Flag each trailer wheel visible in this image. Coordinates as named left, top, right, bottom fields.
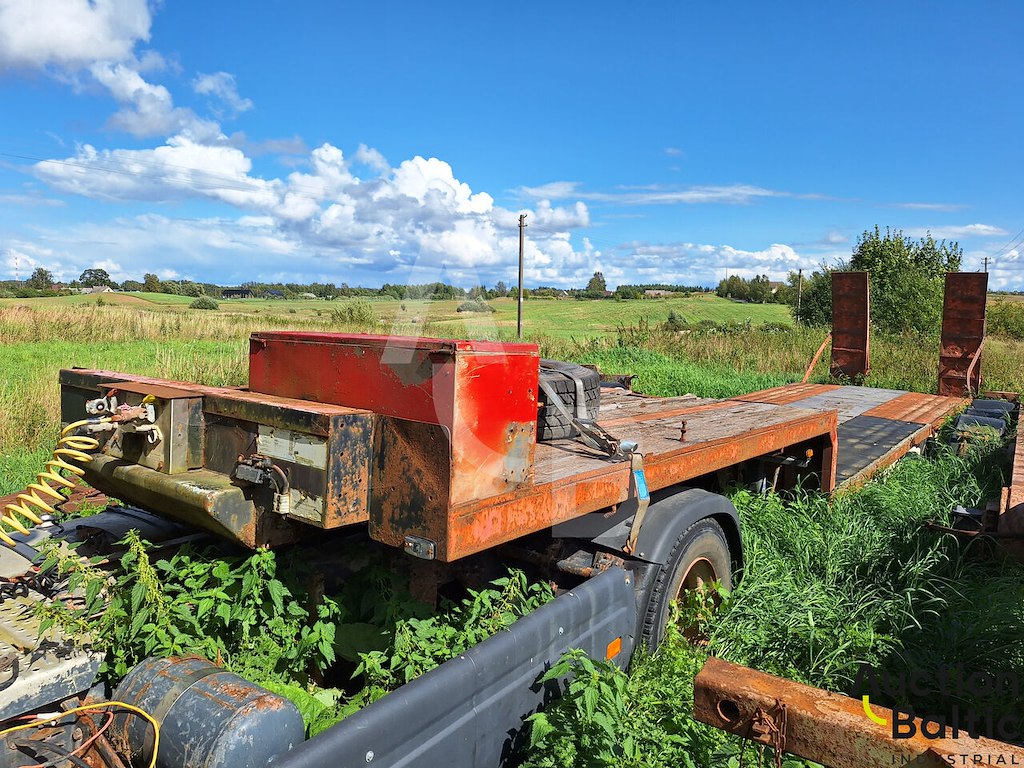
left=537, top=360, right=601, bottom=441
left=641, top=518, right=732, bottom=650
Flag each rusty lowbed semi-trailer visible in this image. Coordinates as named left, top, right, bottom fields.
left=60, top=332, right=840, bottom=560
left=4, top=332, right=967, bottom=768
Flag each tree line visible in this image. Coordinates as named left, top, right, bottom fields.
left=2, top=267, right=708, bottom=302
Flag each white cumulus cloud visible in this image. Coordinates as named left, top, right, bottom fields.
left=91, top=61, right=217, bottom=138
left=619, top=240, right=816, bottom=286
left=0, top=0, right=151, bottom=69
left=194, top=71, right=253, bottom=116
left=30, top=136, right=598, bottom=284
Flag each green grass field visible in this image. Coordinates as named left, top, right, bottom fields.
left=0, top=291, right=791, bottom=339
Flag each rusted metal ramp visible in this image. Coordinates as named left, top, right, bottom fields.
left=732, top=383, right=966, bottom=488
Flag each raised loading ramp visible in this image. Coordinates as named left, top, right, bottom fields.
left=938, top=271, right=988, bottom=397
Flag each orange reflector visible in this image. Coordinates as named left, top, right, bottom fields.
left=605, top=636, right=622, bottom=659
left=805, top=448, right=814, bottom=459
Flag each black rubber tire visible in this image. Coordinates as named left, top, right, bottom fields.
left=640, top=518, right=733, bottom=651
left=537, top=360, right=601, bottom=441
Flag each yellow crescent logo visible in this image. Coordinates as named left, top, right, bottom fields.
left=862, top=696, right=887, bottom=726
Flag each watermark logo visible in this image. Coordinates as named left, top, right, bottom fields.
left=853, top=663, right=1022, bottom=743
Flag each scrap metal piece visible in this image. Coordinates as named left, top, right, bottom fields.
left=0, top=582, right=102, bottom=721
left=830, top=272, right=870, bottom=379
left=694, top=657, right=1024, bottom=768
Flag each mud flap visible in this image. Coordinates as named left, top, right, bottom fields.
left=274, top=568, right=637, bottom=768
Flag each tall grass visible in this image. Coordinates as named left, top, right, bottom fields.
left=521, top=434, right=1023, bottom=766
left=712, top=439, right=1009, bottom=688
left=545, top=322, right=1024, bottom=395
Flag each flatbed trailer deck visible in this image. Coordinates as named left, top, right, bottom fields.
left=732, top=383, right=966, bottom=487
left=38, top=372, right=966, bottom=554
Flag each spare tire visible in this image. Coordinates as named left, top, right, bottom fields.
left=537, top=360, right=601, bottom=441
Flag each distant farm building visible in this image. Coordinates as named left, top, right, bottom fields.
left=222, top=288, right=255, bottom=299
left=263, top=290, right=285, bottom=299
left=298, top=292, right=317, bottom=300
left=644, top=289, right=675, bottom=298
left=84, top=286, right=114, bottom=294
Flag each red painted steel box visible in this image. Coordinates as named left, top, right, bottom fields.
left=248, top=333, right=541, bottom=560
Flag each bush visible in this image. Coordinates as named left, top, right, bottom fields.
left=456, top=299, right=496, bottom=313
left=189, top=296, right=219, bottom=310
left=693, top=319, right=723, bottom=334
left=330, top=300, right=375, bottom=325
left=663, top=310, right=688, bottom=331
left=988, top=301, right=1024, bottom=340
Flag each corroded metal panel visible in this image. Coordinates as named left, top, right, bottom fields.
left=938, top=272, right=988, bottom=396
left=61, top=368, right=376, bottom=543
left=80, top=456, right=299, bottom=548
left=732, top=384, right=841, bottom=405
left=830, top=271, right=870, bottom=378
left=695, top=657, right=1024, bottom=768
left=248, top=332, right=540, bottom=507
left=434, top=410, right=837, bottom=561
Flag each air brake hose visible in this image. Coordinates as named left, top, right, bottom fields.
left=1, top=418, right=111, bottom=547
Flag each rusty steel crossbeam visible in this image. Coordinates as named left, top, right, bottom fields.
left=938, top=272, right=988, bottom=397
left=831, top=272, right=870, bottom=379
left=694, top=657, right=1024, bottom=768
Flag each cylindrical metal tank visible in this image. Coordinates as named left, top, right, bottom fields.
left=112, top=656, right=305, bottom=768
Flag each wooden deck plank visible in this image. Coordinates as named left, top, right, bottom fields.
left=780, top=386, right=908, bottom=423
left=861, top=391, right=966, bottom=424
left=1008, top=433, right=1024, bottom=512
left=597, top=390, right=718, bottom=424
left=536, top=401, right=828, bottom=485
left=445, top=406, right=837, bottom=559
left=731, top=383, right=839, bottom=405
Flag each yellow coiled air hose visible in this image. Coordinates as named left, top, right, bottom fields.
left=1, top=417, right=111, bottom=547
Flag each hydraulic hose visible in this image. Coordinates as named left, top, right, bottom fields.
left=1, top=418, right=110, bottom=547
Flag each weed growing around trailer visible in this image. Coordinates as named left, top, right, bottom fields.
left=37, top=536, right=553, bottom=739
left=519, top=435, right=1024, bottom=767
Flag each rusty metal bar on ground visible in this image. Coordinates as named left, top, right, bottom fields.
left=802, top=332, right=832, bottom=384
left=938, top=272, right=988, bottom=397
left=830, top=272, right=870, bottom=379
left=694, top=657, right=1024, bottom=768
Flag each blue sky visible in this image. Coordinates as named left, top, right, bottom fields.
left=1, top=1, right=1022, bottom=289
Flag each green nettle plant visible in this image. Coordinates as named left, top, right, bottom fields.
left=38, top=532, right=340, bottom=682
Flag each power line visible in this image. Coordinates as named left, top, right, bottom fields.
left=990, top=226, right=1024, bottom=259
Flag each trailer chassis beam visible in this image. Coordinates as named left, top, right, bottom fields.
left=694, top=657, right=1024, bottom=768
